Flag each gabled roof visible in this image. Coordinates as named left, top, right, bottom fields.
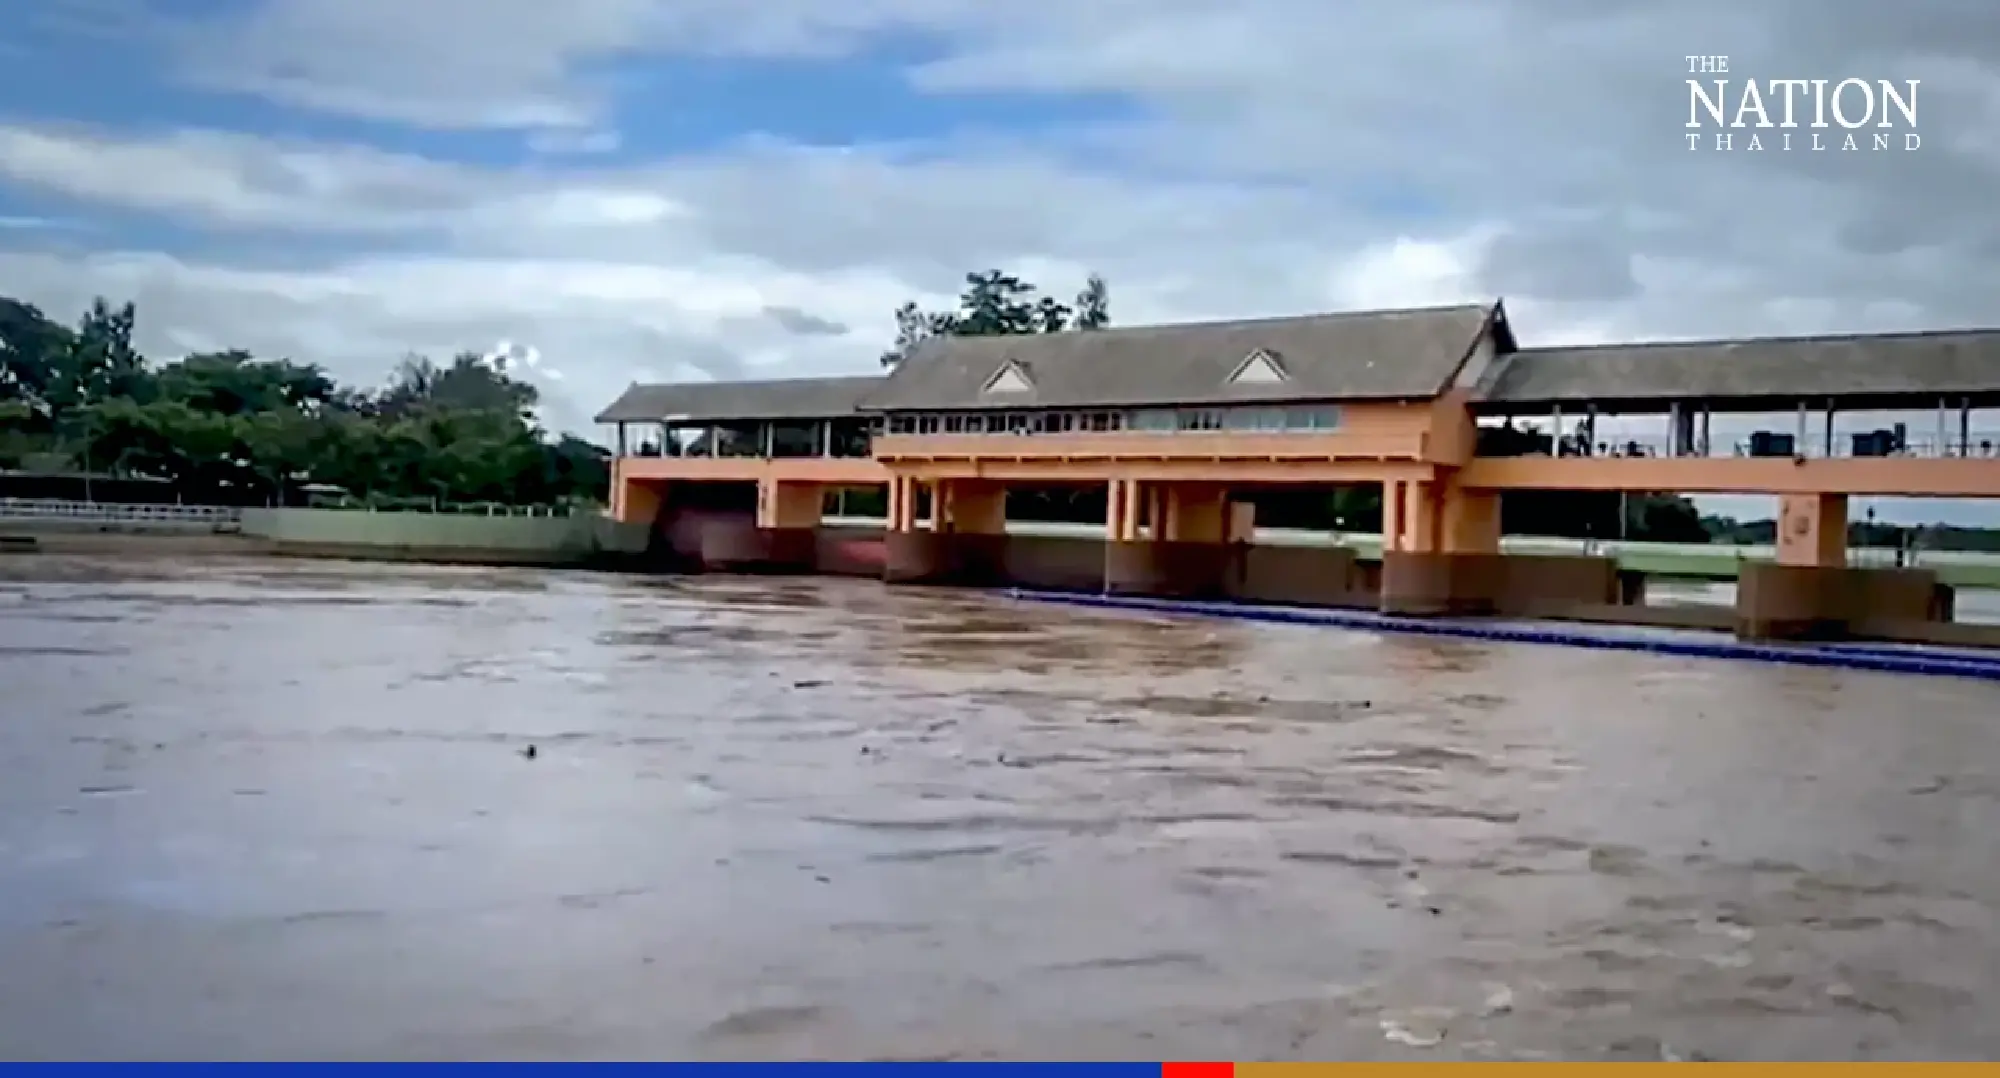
left=594, top=375, right=883, bottom=423
left=863, top=302, right=1508, bottom=412
left=1477, top=327, right=2000, bottom=409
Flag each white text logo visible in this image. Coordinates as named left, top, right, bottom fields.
left=1685, top=55, right=1920, bottom=152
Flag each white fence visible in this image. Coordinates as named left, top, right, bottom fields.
left=0, top=498, right=244, bottom=527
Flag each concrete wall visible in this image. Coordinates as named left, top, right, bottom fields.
left=239, top=508, right=650, bottom=564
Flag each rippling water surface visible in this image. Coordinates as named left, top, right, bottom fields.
left=3, top=556, right=1999, bottom=1061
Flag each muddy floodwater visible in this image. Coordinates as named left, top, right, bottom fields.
left=3, top=557, right=1999, bottom=1061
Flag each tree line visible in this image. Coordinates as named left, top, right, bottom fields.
left=0, top=295, right=607, bottom=508
left=8, top=277, right=1978, bottom=549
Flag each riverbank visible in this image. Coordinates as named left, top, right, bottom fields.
left=0, top=506, right=651, bottom=570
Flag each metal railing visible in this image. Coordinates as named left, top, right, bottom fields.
left=1488, top=430, right=2000, bottom=461
left=0, top=498, right=246, bottom=524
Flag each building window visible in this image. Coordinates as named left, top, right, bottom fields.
left=1286, top=406, right=1341, bottom=430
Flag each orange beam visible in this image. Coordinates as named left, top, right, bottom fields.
left=615, top=456, right=887, bottom=486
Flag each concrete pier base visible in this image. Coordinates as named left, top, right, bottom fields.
left=1378, top=552, right=1622, bottom=617
left=882, top=531, right=1009, bottom=585
left=698, top=522, right=817, bottom=573
left=1735, top=563, right=1945, bottom=641
left=1103, top=540, right=1234, bottom=599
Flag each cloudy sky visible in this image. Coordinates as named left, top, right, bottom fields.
left=2, top=0, right=1998, bottom=517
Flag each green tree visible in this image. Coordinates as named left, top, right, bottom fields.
left=0, top=298, right=70, bottom=414
left=0, top=292, right=610, bottom=507
left=879, top=269, right=1114, bottom=367
left=156, top=350, right=335, bottom=417
left=1072, top=274, right=1111, bottom=330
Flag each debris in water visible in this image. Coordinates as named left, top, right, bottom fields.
left=793, top=679, right=827, bottom=689
left=1380, top=1017, right=1445, bottom=1048
left=520, top=744, right=538, bottom=760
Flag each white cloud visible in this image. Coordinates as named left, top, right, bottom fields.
left=8, top=0, right=2000, bottom=521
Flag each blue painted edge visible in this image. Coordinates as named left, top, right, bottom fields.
left=1004, top=589, right=2000, bottom=683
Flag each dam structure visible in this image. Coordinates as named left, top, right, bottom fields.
left=597, top=301, right=2000, bottom=651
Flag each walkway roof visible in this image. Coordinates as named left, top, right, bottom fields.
left=1476, top=328, right=2000, bottom=411
left=594, top=375, right=881, bottom=424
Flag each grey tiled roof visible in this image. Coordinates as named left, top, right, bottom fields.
left=861, top=303, right=1506, bottom=411
left=593, top=375, right=884, bottom=423
left=1479, top=329, right=2000, bottom=407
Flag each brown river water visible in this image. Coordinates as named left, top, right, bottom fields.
left=2, top=556, right=1998, bottom=1061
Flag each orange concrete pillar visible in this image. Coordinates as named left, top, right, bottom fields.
left=1439, top=485, right=1501, bottom=554
left=1160, top=483, right=1231, bottom=543
left=942, top=480, right=1007, bottom=534
left=887, top=475, right=921, bottom=533
left=1776, top=493, right=1848, bottom=567
left=927, top=481, right=949, bottom=532
left=1381, top=480, right=1405, bottom=553
left=1107, top=479, right=1143, bottom=542
left=614, top=477, right=663, bottom=526
left=1228, top=501, right=1256, bottom=544
left=756, top=480, right=823, bottom=530
left=1403, top=480, right=1442, bottom=554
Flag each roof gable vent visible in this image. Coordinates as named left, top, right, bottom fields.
left=1227, top=348, right=1290, bottom=385
left=982, top=360, right=1035, bottom=394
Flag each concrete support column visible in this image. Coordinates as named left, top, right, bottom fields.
left=700, top=478, right=822, bottom=573
left=943, top=480, right=1007, bottom=535
left=1776, top=493, right=1848, bottom=568
left=1382, top=478, right=1444, bottom=555
left=1439, top=485, right=1501, bottom=554
left=755, top=480, right=823, bottom=530
left=886, top=477, right=1008, bottom=585
left=612, top=475, right=662, bottom=526
left=1229, top=502, right=1257, bottom=545
left=1381, top=479, right=1405, bottom=553
left=1104, top=481, right=1240, bottom=599
left=1107, top=479, right=1144, bottom=542
left=1158, top=483, right=1231, bottom=543
left=927, top=481, right=949, bottom=532
left=886, top=475, right=920, bottom=533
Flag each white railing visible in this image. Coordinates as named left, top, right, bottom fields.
left=0, top=498, right=245, bottom=525
left=1494, top=430, right=2000, bottom=461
